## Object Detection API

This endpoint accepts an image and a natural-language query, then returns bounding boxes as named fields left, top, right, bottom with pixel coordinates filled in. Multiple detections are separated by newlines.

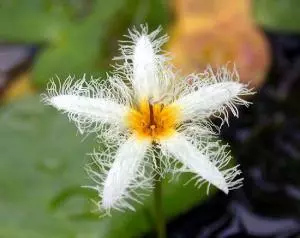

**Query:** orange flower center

left=126, top=99, right=181, bottom=141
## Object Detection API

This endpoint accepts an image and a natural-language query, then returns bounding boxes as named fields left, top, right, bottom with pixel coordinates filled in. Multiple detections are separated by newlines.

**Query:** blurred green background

left=0, top=0, right=299, bottom=237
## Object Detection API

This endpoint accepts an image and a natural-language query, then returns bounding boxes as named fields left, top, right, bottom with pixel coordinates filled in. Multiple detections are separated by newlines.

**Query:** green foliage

left=0, top=96, right=212, bottom=237
left=0, top=0, right=169, bottom=88
left=253, top=0, right=300, bottom=32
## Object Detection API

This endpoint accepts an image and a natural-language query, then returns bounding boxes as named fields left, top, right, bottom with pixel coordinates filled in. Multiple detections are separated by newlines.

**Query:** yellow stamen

left=126, top=99, right=181, bottom=141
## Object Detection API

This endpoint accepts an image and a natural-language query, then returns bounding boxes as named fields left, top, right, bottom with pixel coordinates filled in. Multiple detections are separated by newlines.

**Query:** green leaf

left=0, top=96, right=213, bottom=237
left=31, top=0, right=126, bottom=88
left=32, top=23, right=102, bottom=87
left=253, top=0, right=300, bottom=32
left=0, top=0, right=68, bottom=43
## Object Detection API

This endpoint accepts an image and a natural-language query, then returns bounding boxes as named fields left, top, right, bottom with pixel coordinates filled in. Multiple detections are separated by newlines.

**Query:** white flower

left=42, top=25, right=253, bottom=213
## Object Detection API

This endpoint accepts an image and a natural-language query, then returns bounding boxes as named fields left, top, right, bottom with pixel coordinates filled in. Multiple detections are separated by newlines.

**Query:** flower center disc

left=126, top=99, right=180, bottom=141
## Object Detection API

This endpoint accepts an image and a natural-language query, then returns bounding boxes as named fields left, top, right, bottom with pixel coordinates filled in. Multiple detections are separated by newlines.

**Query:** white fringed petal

left=175, top=81, right=250, bottom=122
left=42, top=76, right=131, bottom=134
left=115, top=25, right=172, bottom=102
left=160, top=133, right=229, bottom=193
left=133, top=35, right=158, bottom=99
left=102, top=135, right=150, bottom=210
left=49, top=95, right=128, bottom=132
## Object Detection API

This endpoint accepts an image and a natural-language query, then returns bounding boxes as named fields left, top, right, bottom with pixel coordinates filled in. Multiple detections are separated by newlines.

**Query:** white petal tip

left=101, top=198, right=114, bottom=210
left=134, top=35, right=155, bottom=71
left=101, top=183, right=123, bottom=211
left=49, top=95, right=71, bottom=110
left=214, top=179, right=229, bottom=194
left=135, top=35, right=153, bottom=53
left=227, top=82, right=244, bottom=94
left=49, top=96, right=59, bottom=106
left=222, top=187, right=229, bottom=194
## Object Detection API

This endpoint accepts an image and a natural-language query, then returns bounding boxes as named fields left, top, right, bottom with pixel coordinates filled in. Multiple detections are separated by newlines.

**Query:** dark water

left=147, top=31, right=300, bottom=238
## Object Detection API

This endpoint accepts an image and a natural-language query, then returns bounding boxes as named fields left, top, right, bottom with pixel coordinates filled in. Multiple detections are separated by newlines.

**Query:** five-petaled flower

left=42, top=25, right=253, bottom=213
